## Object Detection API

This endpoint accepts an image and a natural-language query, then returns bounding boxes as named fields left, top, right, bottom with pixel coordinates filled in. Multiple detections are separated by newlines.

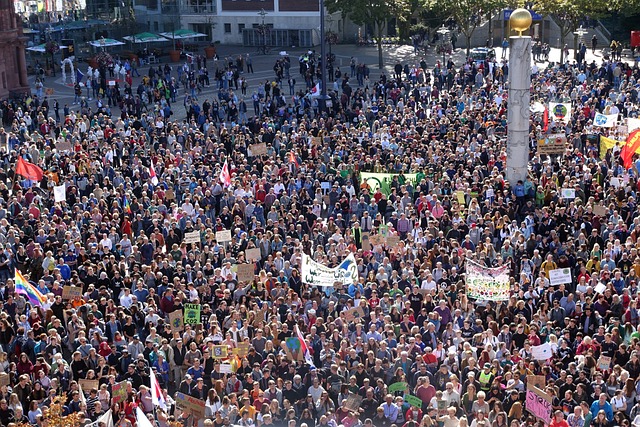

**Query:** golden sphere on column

left=510, top=8, right=532, bottom=36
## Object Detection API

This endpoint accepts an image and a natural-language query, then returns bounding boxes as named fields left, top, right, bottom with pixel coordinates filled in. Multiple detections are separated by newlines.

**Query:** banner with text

left=465, top=259, right=511, bottom=301
left=301, top=253, right=359, bottom=287
left=359, top=172, right=419, bottom=195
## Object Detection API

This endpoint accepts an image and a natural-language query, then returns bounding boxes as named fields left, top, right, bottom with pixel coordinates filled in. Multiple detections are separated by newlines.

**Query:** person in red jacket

left=550, top=410, right=570, bottom=427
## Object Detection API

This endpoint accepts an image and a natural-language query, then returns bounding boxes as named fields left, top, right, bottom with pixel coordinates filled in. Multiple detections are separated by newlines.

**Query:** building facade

left=0, top=0, right=29, bottom=98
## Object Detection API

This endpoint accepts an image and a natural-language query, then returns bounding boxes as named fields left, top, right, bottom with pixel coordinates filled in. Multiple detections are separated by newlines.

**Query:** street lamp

left=258, top=9, right=268, bottom=55
left=437, top=24, right=449, bottom=66
left=317, top=0, right=329, bottom=112
left=573, top=25, right=587, bottom=63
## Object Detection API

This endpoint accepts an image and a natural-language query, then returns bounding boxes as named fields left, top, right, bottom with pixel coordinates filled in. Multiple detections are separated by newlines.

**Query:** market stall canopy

left=26, top=43, right=68, bottom=53
left=123, top=32, right=168, bottom=44
left=159, top=29, right=207, bottom=40
left=89, top=38, right=125, bottom=48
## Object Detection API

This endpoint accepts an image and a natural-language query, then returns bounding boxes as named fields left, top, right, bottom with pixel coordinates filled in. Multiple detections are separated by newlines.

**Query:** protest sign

left=79, top=379, right=99, bottom=392
left=598, top=356, right=612, bottom=371
left=405, top=394, right=423, bottom=408
left=54, top=184, right=66, bottom=202
left=220, top=363, right=233, bottom=374
left=344, top=306, right=365, bottom=322
left=111, top=381, right=127, bottom=404
left=465, top=260, right=510, bottom=301
left=0, top=373, right=9, bottom=387
left=593, top=204, right=608, bottom=217
left=232, top=342, right=250, bottom=357
left=526, top=375, right=546, bottom=390
left=216, top=230, right=232, bottom=242
left=525, top=386, right=552, bottom=424
left=183, top=303, right=201, bottom=325
left=175, top=392, right=206, bottom=418
left=236, top=263, right=255, bottom=282
left=389, top=382, right=408, bottom=393
left=386, top=235, right=400, bottom=248
left=359, top=173, right=419, bottom=196
left=183, top=231, right=200, bottom=244
left=531, top=343, right=552, bottom=361
left=301, top=253, right=358, bottom=287
left=56, top=140, right=73, bottom=152
left=212, top=345, right=228, bottom=359
left=245, top=248, right=261, bottom=261
left=537, top=133, right=567, bottom=155
left=548, top=268, right=572, bottom=286
left=343, top=394, right=363, bottom=412
left=168, top=310, right=184, bottom=332
left=285, top=337, right=304, bottom=361
left=62, top=285, right=83, bottom=300
left=561, top=188, right=575, bottom=199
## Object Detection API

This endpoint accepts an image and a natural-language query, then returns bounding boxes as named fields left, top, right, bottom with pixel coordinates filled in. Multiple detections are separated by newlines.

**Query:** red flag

left=622, top=129, right=640, bottom=170
left=289, top=151, right=299, bottom=167
left=219, top=160, right=231, bottom=187
left=15, top=157, right=43, bottom=181
left=542, top=107, right=549, bottom=132
left=149, top=162, right=158, bottom=185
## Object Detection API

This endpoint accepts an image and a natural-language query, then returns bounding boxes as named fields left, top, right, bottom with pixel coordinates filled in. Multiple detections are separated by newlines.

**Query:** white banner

left=532, top=343, right=553, bottom=360
left=301, top=253, right=358, bottom=287
left=628, top=118, right=640, bottom=133
left=54, top=184, right=66, bottom=202
left=549, top=103, right=572, bottom=123
left=548, top=268, right=572, bottom=286
left=593, top=113, right=618, bottom=127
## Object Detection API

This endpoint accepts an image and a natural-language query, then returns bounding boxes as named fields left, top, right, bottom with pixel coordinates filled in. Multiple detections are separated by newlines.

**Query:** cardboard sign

left=285, top=337, right=304, bottom=361
left=369, top=234, right=384, bottom=245
left=538, top=134, right=567, bottom=155
left=111, top=381, right=128, bottom=404
left=456, top=190, right=466, bottom=205
left=0, top=373, right=9, bottom=387
left=236, top=263, right=255, bottom=283
left=362, top=232, right=371, bottom=251
left=250, top=143, right=267, bottom=156
left=344, top=306, right=365, bottom=322
left=216, top=230, right=232, bottom=242
left=62, top=285, right=83, bottom=300
left=386, top=235, right=400, bottom=248
left=525, top=386, right=552, bottom=424
left=343, top=394, right=363, bottom=412
left=405, top=394, right=423, bottom=408
left=245, top=248, right=261, bottom=262
left=79, top=379, right=99, bottom=392
left=548, top=268, right=572, bottom=286
left=168, top=310, right=184, bottom=332
left=593, top=204, right=608, bottom=217
left=211, top=345, right=228, bottom=359
left=526, top=375, right=546, bottom=390
left=389, top=382, right=408, bottom=393
left=56, top=140, right=73, bottom=152
left=175, top=392, right=206, bottom=418
left=232, top=342, right=250, bottom=358
left=183, top=303, right=201, bottom=325
left=183, top=231, right=200, bottom=245
left=220, top=363, right=233, bottom=374
left=597, top=355, right=612, bottom=371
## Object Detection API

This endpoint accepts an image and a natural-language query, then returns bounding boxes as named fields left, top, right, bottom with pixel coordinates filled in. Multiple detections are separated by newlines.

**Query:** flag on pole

left=542, top=106, right=549, bottom=132
left=294, top=325, right=315, bottom=368
left=150, top=368, right=167, bottom=411
left=136, top=407, right=155, bottom=427
left=310, top=82, right=320, bottom=97
left=14, top=270, right=46, bottom=307
left=77, top=380, right=87, bottom=405
left=76, top=69, right=84, bottom=84
left=86, top=410, right=113, bottom=427
left=149, top=162, right=159, bottom=186
left=123, top=194, right=131, bottom=214
left=289, top=151, right=299, bottom=167
left=220, top=160, right=231, bottom=187
left=15, top=157, right=44, bottom=181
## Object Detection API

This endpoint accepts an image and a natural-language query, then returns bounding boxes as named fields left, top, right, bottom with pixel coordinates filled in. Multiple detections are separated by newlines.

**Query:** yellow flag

left=600, top=135, right=624, bottom=160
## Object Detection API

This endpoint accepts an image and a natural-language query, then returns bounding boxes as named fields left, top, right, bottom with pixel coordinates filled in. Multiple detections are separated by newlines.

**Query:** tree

left=535, top=0, right=619, bottom=63
left=325, top=0, right=411, bottom=68
left=427, top=0, right=509, bottom=55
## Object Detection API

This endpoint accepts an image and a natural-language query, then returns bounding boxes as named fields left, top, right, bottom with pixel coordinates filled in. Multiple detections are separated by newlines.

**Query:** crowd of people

left=1, top=33, right=640, bottom=427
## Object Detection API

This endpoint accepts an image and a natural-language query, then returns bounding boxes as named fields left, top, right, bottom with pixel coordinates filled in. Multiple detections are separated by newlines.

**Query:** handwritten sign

left=220, top=363, right=233, bottom=374
left=343, top=394, right=363, bottom=412
left=79, top=379, right=99, bottom=392
left=456, top=190, right=466, bottom=205
left=344, top=306, right=365, bottom=322
left=525, top=387, right=552, bottom=424
left=389, top=382, right=408, bottom=393
left=597, top=355, right=612, bottom=371
left=250, top=143, right=267, bottom=156
left=62, top=286, right=83, bottom=300
left=216, top=230, right=232, bottom=242
left=593, top=204, right=608, bottom=217
left=245, top=248, right=261, bottom=262
left=236, top=263, right=255, bottom=283
left=212, top=345, right=228, bottom=359
left=183, top=303, right=201, bottom=325
left=56, top=140, right=72, bottom=152
left=183, top=231, right=200, bottom=245
left=386, top=235, right=400, bottom=248
left=111, top=381, right=128, bottom=404
left=232, top=342, right=250, bottom=358
left=405, top=394, right=423, bottom=408
left=168, top=310, right=184, bottom=332
left=369, top=234, right=384, bottom=245
left=175, top=392, right=206, bottom=418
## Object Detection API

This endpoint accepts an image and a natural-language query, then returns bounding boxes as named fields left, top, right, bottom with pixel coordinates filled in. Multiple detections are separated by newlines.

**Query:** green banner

left=389, top=382, right=408, bottom=393
left=359, top=172, right=418, bottom=195
left=405, top=394, right=423, bottom=408
left=183, top=303, right=201, bottom=325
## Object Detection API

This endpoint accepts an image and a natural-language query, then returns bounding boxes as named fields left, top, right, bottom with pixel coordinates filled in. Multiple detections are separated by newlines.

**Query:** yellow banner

left=600, top=135, right=624, bottom=159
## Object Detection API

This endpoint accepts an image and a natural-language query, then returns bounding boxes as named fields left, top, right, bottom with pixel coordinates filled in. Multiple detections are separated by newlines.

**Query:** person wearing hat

left=478, top=363, right=494, bottom=393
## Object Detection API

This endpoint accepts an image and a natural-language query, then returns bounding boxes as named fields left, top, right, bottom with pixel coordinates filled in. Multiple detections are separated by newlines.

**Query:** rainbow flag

left=123, top=194, right=131, bottom=214
left=14, top=271, right=46, bottom=307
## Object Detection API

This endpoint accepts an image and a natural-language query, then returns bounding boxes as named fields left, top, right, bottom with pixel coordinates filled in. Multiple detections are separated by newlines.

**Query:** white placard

left=220, top=363, right=233, bottom=374
left=561, top=188, right=575, bottom=199
left=216, top=230, right=232, bottom=242
left=183, top=231, right=200, bottom=244
left=301, top=253, right=358, bottom=287
left=548, top=268, right=572, bottom=286
left=531, top=343, right=552, bottom=361
left=54, top=184, right=66, bottom=202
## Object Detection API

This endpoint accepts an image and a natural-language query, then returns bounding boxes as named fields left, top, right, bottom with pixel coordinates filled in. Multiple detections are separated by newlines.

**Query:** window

left=224, top=23, right=231, bottom=33
left=238, top=23, right=245, bottom=34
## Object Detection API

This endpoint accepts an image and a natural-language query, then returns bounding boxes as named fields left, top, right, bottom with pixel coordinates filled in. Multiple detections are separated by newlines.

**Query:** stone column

left=506, top=36, right=531, bottom=186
